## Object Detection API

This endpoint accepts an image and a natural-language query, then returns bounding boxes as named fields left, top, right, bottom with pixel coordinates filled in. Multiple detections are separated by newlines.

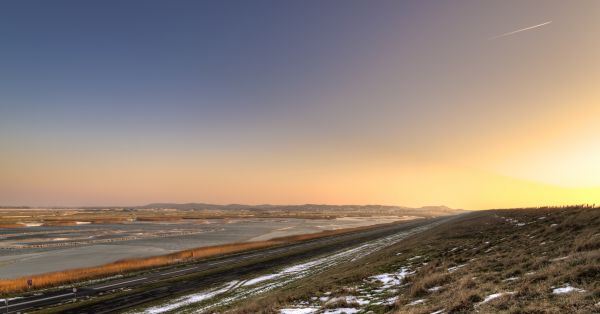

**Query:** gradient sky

left=1, top=1, right=599, bottom=209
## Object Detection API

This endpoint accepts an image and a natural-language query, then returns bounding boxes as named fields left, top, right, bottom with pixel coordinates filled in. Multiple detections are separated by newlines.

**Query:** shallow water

left=0, top=216, right=409, bottom=278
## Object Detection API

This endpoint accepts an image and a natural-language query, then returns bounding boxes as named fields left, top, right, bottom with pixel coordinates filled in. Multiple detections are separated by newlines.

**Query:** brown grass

left=0, top=223, right=26, bottom=228
left=223, top=206, right=600, bottom=314
left=0, top=221, right=391, bottom=294
left=41, top=221, right=78, bottom=226
left=408, top=272, right=451, bottom=298
left=135, top=216, right=183, bottom=221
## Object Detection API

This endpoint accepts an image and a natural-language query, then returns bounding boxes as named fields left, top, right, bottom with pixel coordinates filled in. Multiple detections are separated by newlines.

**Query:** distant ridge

left=137, top=203, right=465, bottom=217
left=0, top=203, right=465, bottom=217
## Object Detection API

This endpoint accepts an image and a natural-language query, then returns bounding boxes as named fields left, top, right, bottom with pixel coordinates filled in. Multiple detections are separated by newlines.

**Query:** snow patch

left=346, top=296, right=369, bottom=305
left=322, top=308, right=358, bottom=314
left=243, top=274, right=281, bottom=286
left=133, top=222, right=442, bottom=314
left=552, top=285, right=585, bottom=294
left=478, top=292, right=515, bottom=305
left=370, top=267, right=413, bottom=288
left=447, top=264, right=467, bottom=273
left=383, top=296, right=398, bottom=305
left=408, top=298, right=426, bottom=305
left=280, top=308, right=319, bottom=314
left=142, top=280, right=239, bottom=314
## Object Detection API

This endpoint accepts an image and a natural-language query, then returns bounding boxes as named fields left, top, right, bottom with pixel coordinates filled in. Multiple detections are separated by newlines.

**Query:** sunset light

left=1, top=2, right=599, bottom=313
left=2, top=1, right=599, bottom=209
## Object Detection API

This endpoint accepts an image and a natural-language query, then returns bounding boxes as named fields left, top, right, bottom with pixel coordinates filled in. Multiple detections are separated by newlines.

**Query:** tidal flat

left=0, top=216, right=413, bottom=278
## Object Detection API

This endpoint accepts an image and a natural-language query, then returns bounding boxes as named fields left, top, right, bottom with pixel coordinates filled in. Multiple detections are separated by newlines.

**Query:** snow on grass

left=430, top=309, right=445, bottom=314
left=383, top=296, right=398, bottom=305
left=369, top=267, right=413, bottom=288
left=242, top=274, right=281, bottom=286
left=478, top=292, right=515, bottom=305
left=345, top=296, right=369, bottom=305
left=552, top=285, right=585, bottom=294
left=134, top=222, right=442, bottom=314
left=282, top=265, right=415, bottom=313
left=280, top=308, right=319, bottom=314
left=502, top=217, right=527, bottom=227
left=322, top=308, right=359, bottom=314
left=447, top=264, right=467, bottom=273
left=371, top=273, right=400, bottom=286
left=323, top=295, right=368, bottom=306
left=408, top=298, right=426, bottom=305
left=427, top=286, right=442, bottom=292
left=502, top=277, right=519, bottom=282
left=141, top=280, right=240, bottom=314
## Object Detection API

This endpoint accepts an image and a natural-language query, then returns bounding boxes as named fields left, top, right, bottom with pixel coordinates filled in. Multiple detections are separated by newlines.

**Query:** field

left=0, top=216, right=414, bottom=279
left=4, top=206, right=596, bottom=313
left=0, top=217, right=420, bottom=294
left=216, top=206, right=600, bottom=313
left=0, top=204, right=460, bottom=227
left=9, top=218, right=441, bottom=314
left=1, top=204, right=460, bottom=280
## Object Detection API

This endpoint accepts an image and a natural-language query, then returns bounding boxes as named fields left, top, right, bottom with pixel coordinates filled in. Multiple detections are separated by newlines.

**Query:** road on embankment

left=3, top=216, right=453, bottom=314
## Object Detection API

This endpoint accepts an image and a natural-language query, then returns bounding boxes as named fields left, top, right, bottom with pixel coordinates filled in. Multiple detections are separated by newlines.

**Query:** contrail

left=489, top=21, right=552, bottom=40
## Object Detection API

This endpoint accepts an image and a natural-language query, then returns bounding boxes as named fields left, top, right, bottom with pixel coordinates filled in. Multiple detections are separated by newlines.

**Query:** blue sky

left=1, top=1, right=599, bottom=208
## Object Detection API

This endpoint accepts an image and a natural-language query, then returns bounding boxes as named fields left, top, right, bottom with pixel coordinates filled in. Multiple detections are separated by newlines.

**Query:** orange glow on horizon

left=2, top=2, right=600, bottom=209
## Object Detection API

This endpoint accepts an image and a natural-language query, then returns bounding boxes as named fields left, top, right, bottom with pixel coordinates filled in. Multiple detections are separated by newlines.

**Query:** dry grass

left=41, top=221, right=79, bottom=226
left=388, top=207, right=600, bottom=313
left=224, top=206, right=600, bottom=314
left=0, top=223, right=26, bottom=228
left=408, top=271, right=451, bottom=298
left=135, top=216, right=184, bottom=221
left=0, top=205, right=461, bottom=228
left=0, top=221, right=390, bottom=294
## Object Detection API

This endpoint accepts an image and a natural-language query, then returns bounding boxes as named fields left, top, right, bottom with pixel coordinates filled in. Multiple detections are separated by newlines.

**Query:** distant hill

left=0, top=203, right=465, bottom=218
left=137, top=203, right=465, bottom=217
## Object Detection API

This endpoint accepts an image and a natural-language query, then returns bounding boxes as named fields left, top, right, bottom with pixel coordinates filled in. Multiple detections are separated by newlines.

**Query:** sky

left=1, top=1, right=599, bottom=210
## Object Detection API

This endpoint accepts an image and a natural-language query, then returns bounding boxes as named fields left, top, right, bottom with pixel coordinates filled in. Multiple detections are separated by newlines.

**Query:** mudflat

left=0, top=216, right=415, bottom=278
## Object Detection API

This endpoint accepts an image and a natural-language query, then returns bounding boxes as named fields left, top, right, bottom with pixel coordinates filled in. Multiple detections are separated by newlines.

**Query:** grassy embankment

left=0, top=221, right=403, bottom=294
left=227, top=206, right=599, bottom=313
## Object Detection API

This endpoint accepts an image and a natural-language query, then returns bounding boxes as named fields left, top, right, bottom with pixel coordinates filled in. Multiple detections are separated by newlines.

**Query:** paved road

left=2, top=217, right=448, bottom=314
